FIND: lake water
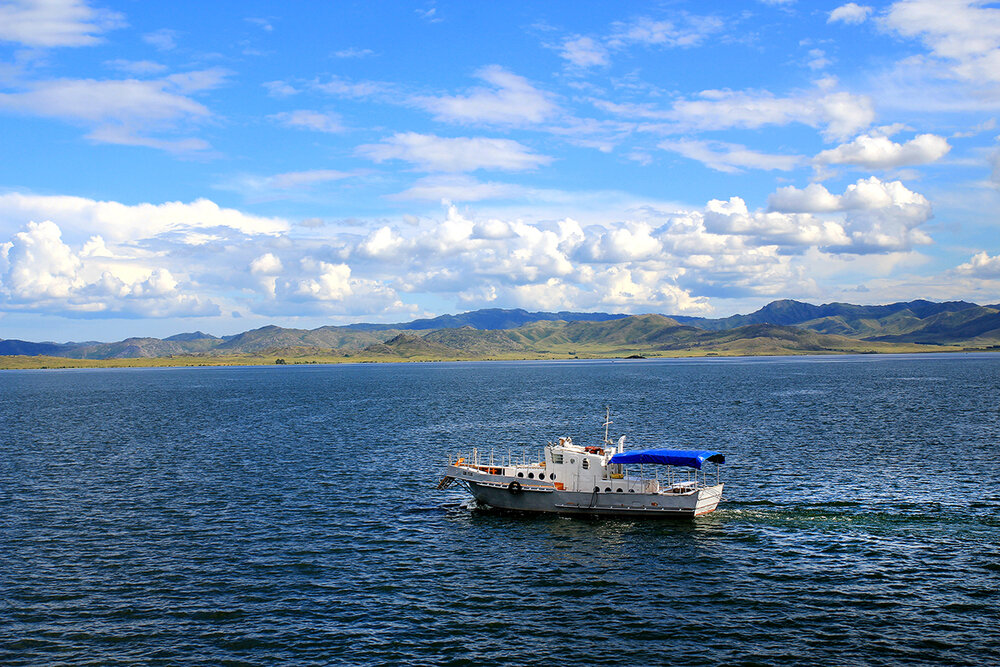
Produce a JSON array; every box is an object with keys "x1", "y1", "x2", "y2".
[{"x1": 2, "y1": 354, "x2": 999, "y2": 665}]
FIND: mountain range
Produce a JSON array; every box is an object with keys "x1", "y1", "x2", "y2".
[{"x1": 3, "y1": 299, "x2": 1000, "y2": 362}]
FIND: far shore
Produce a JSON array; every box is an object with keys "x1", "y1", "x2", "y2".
[{"x1": 3, "y1": 345, "x2": 997, "y2": 370}]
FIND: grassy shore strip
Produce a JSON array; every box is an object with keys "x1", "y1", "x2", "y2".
[{"x1": 1, "y1": 342, "x2": 984, "y2": 370}]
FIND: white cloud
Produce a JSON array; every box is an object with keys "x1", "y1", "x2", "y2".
[
  {"x1": 659, "y1": 139, "x2": 801, "y2": 173},
  {"x1": 266, "y1": 170, "x2": 351, "y2": 189},
  {"x1": 807, "y1": 49, "x2": 831, "y2": 70},
  {"x1": 415, "y1": 65, "x2": 558, "y2": 125},
  {"x1": 0, "y1": 193, "x2": 289, "y2": 243},
  {"x1": 0, "y1": 219, "x2": 219, "y2": 317},
  {"x1": 314, "y1": 75, "x2": 395, "y2": 100},
  {"x1": 250, "y1": 253, "x2": 283, "y2": 275},
  {"x1": 634, "y1": 87, "x2": 875, "y2": 140},
  {"x1": 333, "y1": 47, "x2": 375, "y2": 58},
  {"x1": 357, "y1": 132, "x2": 552, "y2": 172},
  {"x1": 105, "y1": 59, "x2": 167, "y2": 75},
  {"x1": 270, "y1": 109, "x2": 343, "y2": 133},
  {"x1": 0, "y1": 71, "x2": 225, "y2": 152},
  {"x1": 264, "y1": 80, "x2": 299, "y2": 97},
  {"x1": 0, "y1": 0, "x2": 124, "y2": 47},
  {"x1": 245, "y1": 17, "x2": 273, "y2": 32},
  {"x1": 883, "y1": 0, "x2": 1000, "y2": 83},
  {"x1": 764, "y1": 177, "x2": 933, "y2": 253},
  {"x1": 815, "y1": 132, "x2": 951, "y2": 168},
  {"x1": 559, "y1": 36, "x2": 609, "y2": 68},
  {"x1": 829, "y1": 3, "x2": 873, "y2": 24},
  {"x1": 768, "y1": 183, "x2": 843, "y2": 212},
  {"x1": 608, "y1": 15, "x2": 724, "y2": 48},
  {"x1": 956, "y1": 251, "x2": 1000, "y2": 277},
  {"x1": 143, "y1": 28, "x2": 176, "y2": 51},
  {"x1": 389, "y1": 174, "x2": 528, "y2": 201},
  {"x1": 703, "y1": 197, "x2": 851, "y2": 249},
  {"x1": 2, "y1": 220, "x2": 81, "y2": 299}
]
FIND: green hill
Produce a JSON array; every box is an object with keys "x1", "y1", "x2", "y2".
[{"x1": 4, "y1": 298, "x2": 1000, "y2": 367}]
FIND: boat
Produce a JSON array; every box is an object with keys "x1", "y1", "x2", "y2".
[{"x1": 437, "y1": 410, "x2": 725, "y2": 519}]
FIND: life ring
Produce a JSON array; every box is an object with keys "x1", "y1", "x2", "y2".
[{"x1": 507, "y1": 481, "x2": 523, "y2": 494}]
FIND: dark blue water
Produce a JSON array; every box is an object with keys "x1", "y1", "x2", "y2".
[{"x1": 2, "y1": 354, "x2": 999, "y2": 665}]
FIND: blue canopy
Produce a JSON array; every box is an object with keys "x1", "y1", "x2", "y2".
[{"x1": 609, "y1": 449, "x2": 725, "y2": 469}]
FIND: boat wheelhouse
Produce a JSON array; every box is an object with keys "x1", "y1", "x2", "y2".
[{"x1": 438, "y1": 412, "x2": 725, "y2": 519}]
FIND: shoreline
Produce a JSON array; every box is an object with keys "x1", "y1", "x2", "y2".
[{"x1": 3, "y1": 345, "x2": 996, "y2": 370}]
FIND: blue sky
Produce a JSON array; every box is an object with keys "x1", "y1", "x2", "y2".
[{"x1": 2, "y1": 0, "x2": 1000, "y2": 341}]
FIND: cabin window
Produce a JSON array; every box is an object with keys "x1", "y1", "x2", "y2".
[
  {"x1": 582, "y1": 459, "x2": 590, "y2": 469},
  {"x1": 628, "y1": 489, "x2": 635, "y2": 493},
  {"x1": 517, "y1": 472, "x2": 524, "y2": 478},
  {"x1": 616, "y1": 488, "x2": 623, "y2": 493},
  {"x1": 550, "y1": 473, "x2": 556, "y2": 480},
  {"x1": 604, "y1": 487, "x2": 611, "y2": 493},
  {"x1": 538, "y1": 473, "x2": 545, "y2": 480},
  {"x1": 528, "y1": 473, "x2": 534, "y2": 479},
  {"x1": 552, "y1": 453, "x2": 564, "y2": 464},
  {"x1": 593, "y1": 486, "x2": 600, "y2": 492}
]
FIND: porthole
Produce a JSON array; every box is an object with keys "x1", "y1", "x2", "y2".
[
  {"x1": 616, "y1": 488, "x2": 623, "y2": 493},
  {"x1": 528, "y1": 472, "x2": 534, "y2": 479},
  {"x1": 593, "y1": 486, "x2": 600, "y2": 492},
  {"x1": 569, "y1": 458, "x2": 575, "y2": 464},
  {"x1": 517, "y1": 472, "x2": 524, "y2": 478},
  {"x1": 628, "y1": 489, "x2": 635, "y2": 493},
  {"x1": 539, "y1": 473, "x2": 545, "y2": 480},
  {"x1": 550, "y1": 473, "x2": 556, "y2": 480},
  {"x1": 604, "y1": 487, "x2": 611, "y2": 493}
]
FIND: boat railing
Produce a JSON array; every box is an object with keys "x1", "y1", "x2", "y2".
[
  {"x1": 448, "y1": 448, "x2": 545, "y2": 470},
  {"x1": 617, "y1": 463, "x2": 721, "y2": 492}
]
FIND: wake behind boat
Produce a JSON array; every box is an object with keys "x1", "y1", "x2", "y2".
[{"x1": 438, "y1": 411, "x2": 725, "y2": 519}]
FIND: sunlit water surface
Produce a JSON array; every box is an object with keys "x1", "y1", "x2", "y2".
[{"x1": 2, "y1": 354, "x2": 999, "y2": 665}]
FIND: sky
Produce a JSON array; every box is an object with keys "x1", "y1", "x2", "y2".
[{"x1": 1, "y1": 0, "x2": 1000, "y2": 342}]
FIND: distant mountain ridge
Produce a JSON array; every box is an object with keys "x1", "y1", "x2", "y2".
[
  {"x1": 343, "y1": 307, "x2": 629, "y2": 331},
  {"x1": 2, "y1": 299, "x2": 999, "y2": 360}
]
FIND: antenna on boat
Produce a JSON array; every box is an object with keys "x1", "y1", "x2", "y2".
[{"x1": 603, "y1": 406, "x2": 613, "y2": 446}]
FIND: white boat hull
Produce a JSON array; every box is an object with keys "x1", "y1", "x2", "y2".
[{"x1": 449, "y1": 466, "x2": 723, "y2": 519}]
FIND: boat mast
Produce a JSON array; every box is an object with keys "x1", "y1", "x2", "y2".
[{"x1": 603, "y1": 406, "x2": 612, "y2": 445}]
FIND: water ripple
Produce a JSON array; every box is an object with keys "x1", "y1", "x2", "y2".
[{"x1": 2, "y1": 355, "x2": 1000, "y2": 665}]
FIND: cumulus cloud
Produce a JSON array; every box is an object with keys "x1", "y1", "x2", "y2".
[
  {"x1": 768, "y1": 183, "x2": 842, "y2": 212},
  {"x1": 0, "y1": 0, "x2": 124, "y2": 47},
  {"x1": 0, "y1": 220, "x2": 218, "y2": 317},
  {"x1": 829, "y1": 3, "x2": 873, "y2": 24},
  {"x1": 956, "y1": 251, "x2": 1000, "y2": 277},
  {"x1": 414, "y1": 65, "x2": 558, "y2": 125},
  {"x1": 815, "y1": 132, "x2": 950, "y2": 168},
  {"x1": 357, "y1": 132, "x2": 552, "y2": 172},
  {"x1": 704, "y1": 197, "x2": 851, "y2": 249},
  {"x1": 0, "y1": 193, "x2": 289, "y2": 243},
  {"x1": 250, "y1": 253, "x2": 283, "y2": 275},
  {"x1": 659, "y1": 139, "x2": 801, "y2": 172},
  {"x1": 765, "y1": 176, "x2": 933, "y2": 253}
]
